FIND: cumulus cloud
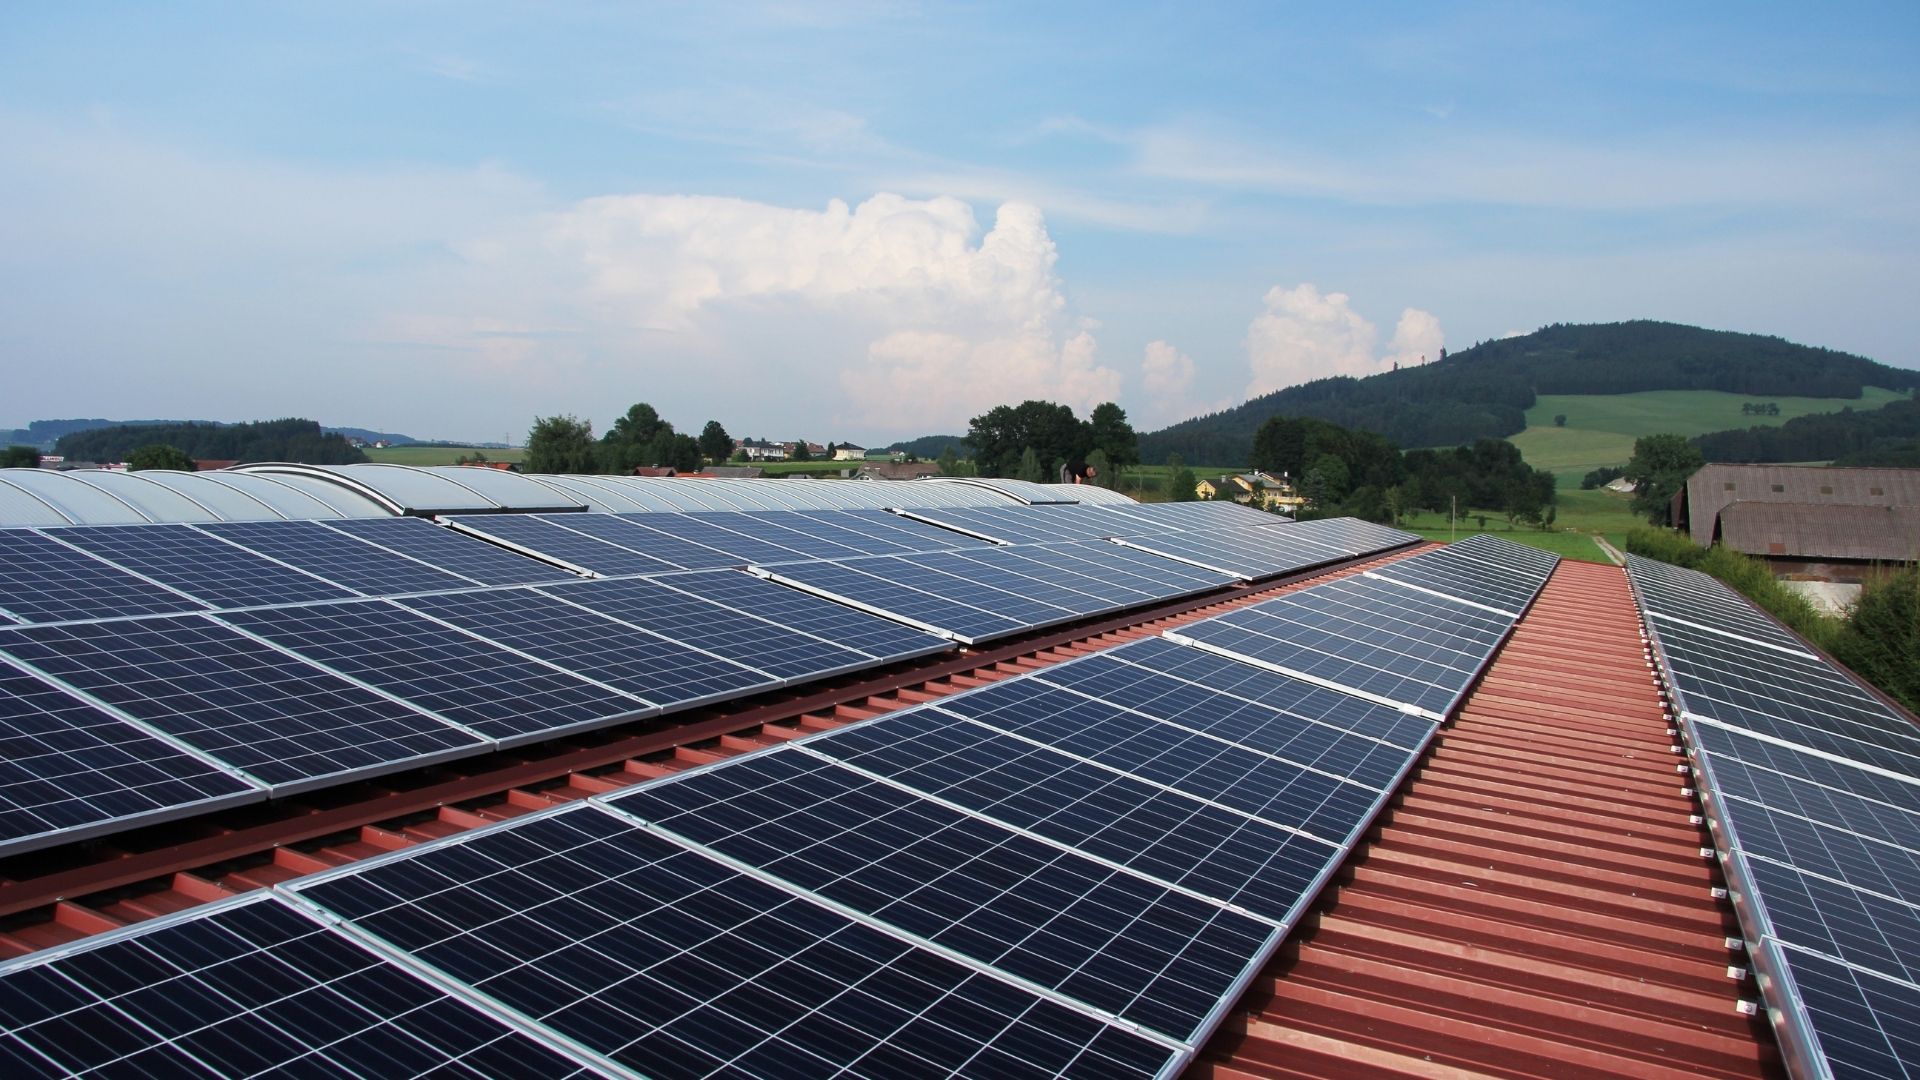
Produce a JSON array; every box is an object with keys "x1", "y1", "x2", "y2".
[
  {"x1": 1138, "y1": 340, "x2": 1201, "y2": 426},
  {"x1": 1244, "y1": 284, "x2": 1443, "y2": 398}
]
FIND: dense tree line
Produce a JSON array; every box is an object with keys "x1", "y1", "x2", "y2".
[
  {"x1": 896, "y1": 434, "x2": 970, "y2": 459},
  {"x1": 54, "y1": 419, "x2": 368, "y2": 465},
  {"x1": 523, "y1": 405, "x2": 733, "y2": 475},
  {"x1": 965, "y1": 401, "x2": 1139, "y2": 483},
  {"x1": 1137, "y1": 321, "x2": 1918, "y2": 465},
  {"x1": 1691, "y1": 397, "x2": 1920, "y2": 463}
]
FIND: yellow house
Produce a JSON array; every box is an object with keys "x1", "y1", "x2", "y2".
[{"x1": 1194, "y1": 477, "x2": 1235, "y2": 500}]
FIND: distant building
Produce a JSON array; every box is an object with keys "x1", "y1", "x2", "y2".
[
  {"x1": 737, "y1": 439, "x2": 788, "y2": 462},
  {"x1": 855, "y1": 462, "x2": 940, "y2": 481},
  {"x1": 1678, "y1": 463, "x2": 1920, "y2": 576},
  {"x1": 863, "y1": 448, "x2": 904, "y2": 463},
  {"x1": 1196, "y1": 471, "x2": 1303, "y2": 511},
  {"x1": 832, "y1": 445, "x2": 866, "y2": 462}
]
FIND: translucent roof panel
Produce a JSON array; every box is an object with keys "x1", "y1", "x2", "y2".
[
  {"x1": 0, "y1": 470, "x2": 152, "y2": 524},
  {"x1": 191, "y1": 471, "x2": 388, "y2": 519},
  {"x1": 1045, "y1": 482, "x2": 1135, "y2": 505},
  {"x1": 0, "y1": 474, "x2": 80, "y2": 527},
  {"x1": 59, "y1": 470, "x2": 222, "y2": 523},
  {"x1": 526, "y1": 475, "x2": 685, "y2": 513},
  {"x1": 411, "y1": 466, "x2": 587, "y2": 510},
  {"x1": 920, "y1": 477, "x2": 1075, "y2": 505}
]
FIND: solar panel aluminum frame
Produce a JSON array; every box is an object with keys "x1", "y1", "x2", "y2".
[
  {"x1": 885, "y1": 507, "x2": 1014, "y2": 546},
  {"x1": 1105, "y1": 529, "x2": 1361, "y2": 584},
  {"x1": 1677, "y1": 727, "x2": 1866, "y2": 1080},
  {"x1": 280, "y1": 798, "x2": 1187, "y2": 1080},
  {"x1": 0, "y1": 656, "x2": 268, "y2": 857},
  {"x1": 1159, "y1": 628, "x2": 1455, "y2": 725},
  {"x1": 747, "y1": 564, "x2": 1050, "y2": 646},
  {"x1": 640, "y1": 573, "x2": 954, "y2": 671},
  {"x1": 434, "y1": 516, "x2": 603, "y2": 578}
]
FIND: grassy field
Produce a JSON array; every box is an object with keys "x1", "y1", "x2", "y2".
[
  {"x1": 1510, "y1": 386, "x2": 1905, "y2": 483},
  {"x1": 366, "y1": 445, "x2": 525, "y2": 466},
  {"x1": 1401, "y1": 525, "x2": 1609, "y2": 562}
]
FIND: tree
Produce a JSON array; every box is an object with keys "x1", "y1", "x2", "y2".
[
  {"x1": 1624, "y1": 433, "x2": 1704, "y2": 525},
  {"x1": 790, "y1": 439, "x2": 812, "y2": 463},
  {"x1": 1301, "y1": 453, "x2": 1350, "y2": 509},
  {"x1": 1086, "y1": 402, "x2": 1139, "y2": 470},
  {"x1": 698, "y1": 421, "x2": 733, "y2": 464},
  {"x1": 1553, "y1": 414, "x2": 1567, "y2": 427},
  {"x1": 966, "y1": 401, "x2": 1087, "y2": 479},
  {"x1": 126, "y1": 444, "x2": 194, "y2": 471},
  {"x1": 1084, "y1": 449, "x2": 1113, "y2": 489},
  {"x1": 1016, "y1": 447, "x2": 1044, "y2": 483},
  {"x1": 1165, "y1": 454, "x2": 1197, "y2": 502},
  {"x1": 936, "y1": 446, "x2": 959, "y2": 476},
  {"x1": 1, "y1": 446, "x2": 40, "y2": 469},
  {"x1": 454, "y1": 450, "x2": 490, "y2": 465},
  {"x1": 524, "y1": 415, "x2": 598, "y2": 474},
  {"x1": 599, "y1": 403, "x2": 674, "y2": 473},
  {"x1": 1829, "y1": 566, "x2": 1920, "y2": 713}
]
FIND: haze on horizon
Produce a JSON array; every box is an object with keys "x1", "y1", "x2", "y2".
[{"x1": 2, "y1": 3, "x2": 1915, "y2": 444}]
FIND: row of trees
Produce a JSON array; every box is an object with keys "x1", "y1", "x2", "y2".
[
  {"x1": 524, "y1": 405, "x2": 735, "y2": 475},
  {"x1": 1692, "y1": 397, "x2": 1920, "y2": 463},
  {"x1": 52, "y1": 418, "x2": 367, "y2": 465},
  {"x1": 964, "y1": 401, "x2": 1140, "y2": 486}
]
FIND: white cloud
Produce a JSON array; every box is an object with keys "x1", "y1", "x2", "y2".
[
  {"x1": 1244, "y1": 285, "x2": 1445, "y2": 398},
  {"x1": 1139, "y1": 340, "x2": 1200, "y2": 426},
  {"x1": 1383, "y1": 308, "x2": 1445, "y2": 369}
]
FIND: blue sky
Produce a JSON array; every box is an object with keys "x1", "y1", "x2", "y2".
[{"x1": 3, "y1": 2, "x2": 1915, "y2": 443}]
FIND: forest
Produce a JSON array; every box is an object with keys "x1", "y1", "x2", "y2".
[
  {"x1": 1138, "y1": 321, "x2": 1919, "y2": 465},
  {"x1": 53, "y1": 418, "x2": 368, "y2": 465},
  {"x1": 1691, "y1": 397, "x2": 1920, "y2": 463}
]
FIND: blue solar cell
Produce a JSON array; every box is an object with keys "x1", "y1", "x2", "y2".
[
  {"x1": 1698, "y1": 738, "x2": 1920, "y2": 856},
  {"x1": 1113, "y1": 527, "x2": 1350, "y2": 581},
  {"x1": 290, "y1": 805, "x2": 1178, "y2": 1079},
  {"x1": 736, "y1": 511, "x2": 924, "y2": 556},
  {"x1": 0, "y1": 663, "x2": 258, "y2": 854},
  {"x1": 219, "y1": 601, "x2": 653, "y2": 745},
  {"x1": 1366, "y1": 552, "x2": 1541, "y2": 615},
  {"x1": 613, "y1": 512, "x2": 812, "y2": 565},
  {"x1": 195, "y1": 519, "x2": 476, "y2": 595},
  {"x1": 1742, "y1": 856, "x2": 1920, "y2": 987},
  {"x1": 1719, "y1": 798, "x2": 1920, "y2": 929},
  {"x1": 532, "y1": 513, "x2": 741, "y2": 570},
  {"x1": 935, "y1": 687, "x2": 1386, "y2": 840},
  {"x1": 796, "y1": 509, "x2": 986, "y2": 553},
  {"x1": 1446, "y1": 534, "x2": 1560, "y2": 582},
  {"x1": 397, "y1": 589, "x2": 778, "y2": 709},
  {"x1": 1090, "y1": 637, "x2": 1436, "y2": 749},
  {"x1": 940, "y1": 547, "x2": 1154, "y2": 605},
  {"x1": 1045, "y1": 541, "x2": 1241, "y2": 593},
  {"x1": 1776, "y1": 946, "x2": 1920, "y2": 1080},
  {"x1": 538, "y1": 577, "x2": 880, "y2": 682},
  {"x1": 895, "y1": 551, "x2": 1114, "y2": 616},
  {"x1": 0, "y1": 529, "x2": 206, "y2": 623},
  {"x1": 686, "y1": 511, "x2": 872, "y2": 561},
  {"x1": 809, "y1": 707, "x2": 1343, "y2": 926},
  {"x1": 440, "y1": 515, "x2": 680, "y2": 576},
  {"x1": 0, "y1": 616, "x2": 481, "y2": 791},
  {"x1": 47, "y1": 524, "x2": 356, "y2": 609},
  {"x1": 1629, "y1": 555, "x2": 1811, "y2": 655},
  {"x1": 0, "y1": 895, "x2": 595, "y2": 1079},
  {"x1": 652, "y1": 570, "x2": 953, "y2": 662},
  {"x1": 756, "y1": 561, "x2": 1028, "y2": 643},
  {"x1": 319, "y1": 517, "x2": 578, "y2": 585},
  {"x1": 609, "y1": 749, "x2": 1276, "y2": 1043}
]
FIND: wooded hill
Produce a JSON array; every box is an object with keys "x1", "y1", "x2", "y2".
[
  {"x1": 1139, "y1": 321, "x2": 1920, "y2": 466},
  {"x1": 53, "y1": 419, "x2": 368, "y2": 465}
]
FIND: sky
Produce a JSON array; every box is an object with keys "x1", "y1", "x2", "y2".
[{"x1": 2, "y1": 3, "x2": 1916, "y2": 444}]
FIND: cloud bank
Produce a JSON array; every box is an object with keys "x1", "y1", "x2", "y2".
[{"x1": 1244, "y1": 284, "x2": 1443, "y2": 399}]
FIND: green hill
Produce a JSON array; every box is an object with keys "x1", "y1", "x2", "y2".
[{"x1": 1139, "y1": 320, "x2": 1920, "y2": 466}]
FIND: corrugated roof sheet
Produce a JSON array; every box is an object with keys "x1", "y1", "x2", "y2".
[
  {"x1": 1718, "y1": 500, "x2": 1920, "y2": 562},
  {"x1": 1194, "y1": 559, "x2": 1784, "y2": 1080},
  {"x1": 1686, "y1": 463, "x2": 1920, "y2": 549}
]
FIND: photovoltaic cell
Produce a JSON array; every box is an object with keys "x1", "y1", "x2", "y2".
[
  {"x1": 441, "y1": 514, "x2": 682, "y2": 577},
  {"x1": 1112, "y1": 528, "x2": 1347, "y2": 582},
  {"x1": 1446, "y1": 534, "x2": 1559, "y2": 582},
  {"x1": 808, "y1": 707, "x2": 1343, "y2": 925},
  {"x1": 529, "y1": 513, "x2": 742, "y2": 570},
  {"x1": 537, "y1": 576, "x2": 880, "y2": 682},
  {"x1": 0, "y1": 616, "x2": 481, "y2": 791},
  {"x1": 1628, "y1": 555, "x2": 1811, "y2": 656},
  {"x1": 933, "y1": 686, "x2": 1387, "y2": 840},
  {"x1": 798, "y1": 509, "x2": 987, "y2": 553},
  {"x1": 895, "y1": 551, "x2": 1115, "y2": 616},
  {"x1": 755, "y1": 561, "x2": 1028, "y2": 643},
  {"x1": 650, "y1": 570, "x2": 954, "y2": 662},
  {"x1": 0, "y1": 530, "x2": 206, "y2": 623},
  {"x1": 218, "y1": 601, "x2": 652, "y2": 745},
  {"x1": 712, "y1": 511, "x2": 918, "y2": 558},
  {"x1": 609, "y1": 749, "x2": 1275, "y2": 1043},
  {"x1": 1775, "y1": 945, "x2": 1920, "y2": 1080},
  {"x1": 397, "y1": 589, "x2": 779, "y2": 708},
  {"x1": 1365, "y1": 554, "x2": 1537, "y2": 616},
  {"x1": 1741, "y1": 856, "x2": 1920, "y2": 987},
  {"x1": 195, "y1": 519, "x2": 477, "y2": 595},
  {"x1": 0, "y1": 895, "x2": 593, "y2": 1079},
  {"x1": 48, "y1": 523, "x2": 356, "y2": 609},
  {"x1": 319, "y1": 517, "x2": 579, "y2": 586},
  {"x1": 1093, "y1": 637, "x2": 1436, "y2": 750},
  {"x1": 613, "y1": 513, "x2": 815, "y2": 566},
  {"x1": 289, "y1": 805, "x2": 1177, "y2": 1079},
  {"x1": 1700, "y1": 742, "x2": 1920, "y2": 857},
  {"x1": 0, "y1": 663, "x2": 257, "y2": 854}
]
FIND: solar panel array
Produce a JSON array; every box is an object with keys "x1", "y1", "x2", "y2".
[
  {"x1": 1627, "y1": 555, "x2": 1920, "y2": 1080},
  {"x1": 1169, "y1": 535, "x2": 1556, "y2": 720},
  {"x1": 0, "y1": 515, "x2": 1578, "y2": 1077},
  {"x1": 1114, "y1": 516, "x2": 1420, "y2": 582}
]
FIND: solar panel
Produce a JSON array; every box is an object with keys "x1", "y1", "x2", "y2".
[
  {"x1": 534, "y1": 513, "x2": 744, "y2": 570},
  {"x1": 1169, "y1": 576, "x2": 1510, "y2": 717},
  {"x1": 1288, "y1": 517, "x2": 1422, "y2": 555},
  {"x1": 1093, "y1": 637, "x2": 1437, "y2": 749},
  {"x1": 1364, "y1": 552, "x2": 1541, "y2": 616},
  {"x1": 0, "y1": 529, "x2": 206, "y2": 623},
  {"x1": 0, "y1": 616, "x2": 482, "y2": 792},
  {"x1": 797, "y1": 509, "x2": 989, "y2": 553},
  {"x1": 1627, "y1": 555, "x2": 1813, "y2": 656},
  {"x1": 396, "y1": 589, "x2": 779, "y2": 709},
  {"x1": 537, "y1": 577, "x2": 882, "y2": 683},
  {"x1": 649, "y1": 570, "x2": 955, "y2": 662},
  {"x1": 613, "y1": 512, "x2": 815, "y2": 566},
  {"x1": 0, "y1": 894, "x2": 596, "y2": 1078},
  {"x1": 1093, "y1": 501, "x2": 1287, "y2": 533},
  {"x1": 46, "y1": 524, "x2": 357, "y2": 610},
  {"x1": 893, "y1": 507, "x2": 1092, "y2": 545},
  {"x1": 1770, "y1": 945, "x2": 1920, "y2": 1080},
  {"x1": 1112, "y1": 524, "x2": 1353, "y2": 581},
  {"x1": 218, "y1": 601, "x2": 655, "y2": 746},
  {"x1": 607, "y1": 748, "x2": 1277, "y2": 1044},
  {"x1": 0, "y1": 660, "x2": 259, "y2": 855},
  {"x1": 439, "y1": 515, "x2": 680, "y2": 577},
  {"x1": 933, "y1": 685, "x2": 1391, "y2": 840},
  {"x1": 894, "y1": 551, "x2": 1114, "y2": 616},
  {"x1": 1446, "y1": 534, "x2": 1560, "y2": 581},
  {"x1": 1696, "y1": 731, "x2": 1920, "y2": 856},
  {"x1": 938, "y1": 547, "x2": 1156, "y2": 605},
  {"x1": 806, "y1": 707, "x2": 1343, "y2": 926},
  {"x1": 1051, "y1": 540, "x2": 1244, "y2": 593},
  {"x1": 684, "y1": 511, "x2": 876, "y2": 561},
  {"x1": 287, "y1": 804, "x2": 1178, "y2": 1079},
  {"x1": 195, "y1": 519, "x2": 478, "y2": 595},
  {"x1": 754, "y1": 560, "x2": 1030, "y2": 644},
  {"x1": 319, "y1": 517, "x2": 579, "y2": 585}
]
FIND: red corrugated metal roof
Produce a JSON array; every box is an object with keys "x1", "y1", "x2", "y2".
[{"x1": 1194, "y1": 558, "x2": 1783, "y2": 1079}]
